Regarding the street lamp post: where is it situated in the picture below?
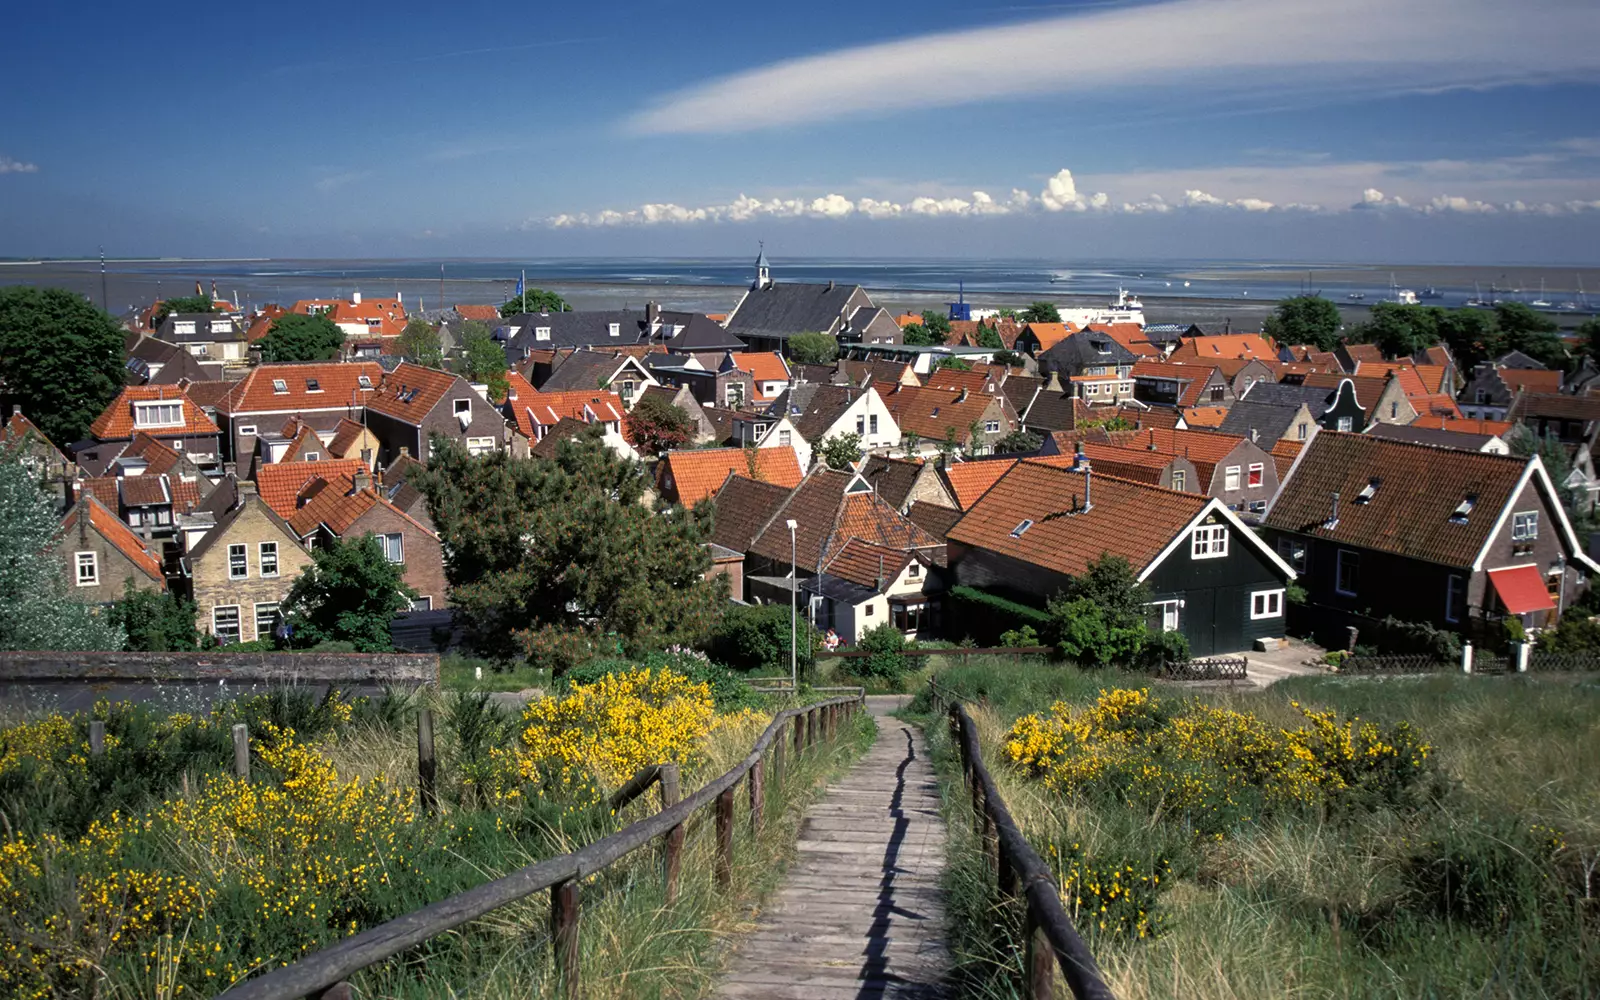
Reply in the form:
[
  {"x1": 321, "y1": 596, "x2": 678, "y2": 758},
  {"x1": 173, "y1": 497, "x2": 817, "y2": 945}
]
[{"x1": 787, "y1": 518, "x2": 799, "y2": 691}]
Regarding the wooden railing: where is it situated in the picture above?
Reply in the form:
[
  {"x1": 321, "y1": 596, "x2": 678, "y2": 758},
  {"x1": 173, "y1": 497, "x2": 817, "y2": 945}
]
[
  {"x1": 216, "y1": 694, "x2": 865, "y2": 1000},
  {"x1": 928, "y1": 680, "x2": 1116, "y2": 1000}
]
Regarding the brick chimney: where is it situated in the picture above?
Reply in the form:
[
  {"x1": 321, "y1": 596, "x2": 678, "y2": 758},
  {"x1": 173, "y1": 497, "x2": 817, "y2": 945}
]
[{"x1": 354, "y1": 471, "x2": 374, "y2": 493}]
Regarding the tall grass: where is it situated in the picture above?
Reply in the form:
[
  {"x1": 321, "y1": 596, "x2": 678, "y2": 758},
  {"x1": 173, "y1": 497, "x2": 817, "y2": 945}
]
[{"x1": 917, "y1": 665, "x2": 1600, "y2": 999}]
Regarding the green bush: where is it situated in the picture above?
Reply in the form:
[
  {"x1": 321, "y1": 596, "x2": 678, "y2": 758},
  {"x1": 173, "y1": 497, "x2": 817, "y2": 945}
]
[
  {"x1": 1536, "y1": 613, "x2": 1600, "y2": 652},
  {"x1": 999, "y1": 624, "x2": 1039, "y2": 647},
  {"x1": 1138, "y1": 628, "x2": 1190, "y2": 667},
  {"x1": 946, "y1": 586, "x2": 1051, "y2": 646},
  {"x1": 855, "y1": 622, "x2": 909, "y2": 679},
  {"x1": 568, "y1": 649, "x2": 762, "y2": 711},
  {"x1": 706, "y1": 604, "x2": 818, "y2": 673}
]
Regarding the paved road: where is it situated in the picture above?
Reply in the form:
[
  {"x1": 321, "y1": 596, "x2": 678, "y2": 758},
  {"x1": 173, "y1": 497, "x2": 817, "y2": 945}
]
[{"x1": 714, "y1": 695, "x2": 950, "y2": 998}]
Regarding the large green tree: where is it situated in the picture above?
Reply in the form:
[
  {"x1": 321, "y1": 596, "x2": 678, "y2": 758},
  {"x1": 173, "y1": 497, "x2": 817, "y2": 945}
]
[
  {"x1": 501, "y1": 289, "x2": 571, "y2": 316},
  {"x1": 397, "y1": 317, "x2": 445, "y2": 368},
  {"x1": 817, "y1": 432, "x2": 863, "y2": 470},
  {"x1": 0, "y1": 449, "x2": 124, "y2": 651},
  {"x1": 280, "y1": 534, "x2": 415, "y2": 651},
  {"x1": 1263, "y1": 295, "x2": 1342, "y2": 351},
  {"x1": 458, "y1": 321, "x2": 509, "y2": 400},
  {"x1": 1353, "y1": 302, "x2": 1438, "y2": 359},
  {"x1": 0, "y1": 287, "x2": 126, "y2": 447},
  {"x1": 154, "y1": 294, "x2": 218, "y2": 324},
  {"x1": 1020, "y1": 301, "x2": 1062, "y2": 324},
  {"x1": 1494, "y1": 302, "x2": 1567, "y2": 369},
  {"x1": 107, "y1": 582, "x2": 198, "y2": 652},
  {"x1": 788, "y1": 331, "x2": 839, "y2": 365},
  {"x1": 1579, "y1": 317, "x2": 1600, "y2": 362},
  {"x1": 920, "y1": 310, "x2": 952, "y2": 341},
  {"x1": 900, "y1": 323, "x2": 943, "y2": 347},
  {"x1": 1047, "y1": 554, "x2": 1151, "y2": 667},
  {"x1": 411, "y1": 430, "x2": 726, "y2": 665},
  {"x1": 977, "y1": 324, "x2": 1006, "y2": 350},
  {"x1": 258, "y1": 312, "x2": 345, "y2": 363}
]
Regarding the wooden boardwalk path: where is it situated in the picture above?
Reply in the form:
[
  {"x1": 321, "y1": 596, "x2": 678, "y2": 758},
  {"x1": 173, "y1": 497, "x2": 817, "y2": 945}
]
[{"x1": 715, "y1": 696, "x2": 950, "y2": 999}]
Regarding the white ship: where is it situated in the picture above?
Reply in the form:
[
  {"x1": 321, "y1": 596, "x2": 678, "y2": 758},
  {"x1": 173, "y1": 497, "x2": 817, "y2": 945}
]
[{"x1": 1059, "y1": 287, "x2": 1147, "y2": 329}]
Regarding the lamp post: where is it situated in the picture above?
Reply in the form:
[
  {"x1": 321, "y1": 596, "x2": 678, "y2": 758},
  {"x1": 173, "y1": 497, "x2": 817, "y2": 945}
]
[{"x1": 787, "y1": 518, "x2": 799, "y2": 690}]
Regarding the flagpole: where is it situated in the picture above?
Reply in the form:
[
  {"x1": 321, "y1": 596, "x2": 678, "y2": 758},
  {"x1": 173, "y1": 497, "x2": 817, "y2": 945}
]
[{"x1": 98, "y1": 246, "x2": 107, "y2": 311}]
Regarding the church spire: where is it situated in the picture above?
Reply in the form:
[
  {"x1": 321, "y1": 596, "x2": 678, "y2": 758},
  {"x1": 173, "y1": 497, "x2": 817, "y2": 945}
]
[{"x1": 753, "y1": 242, "x2": 771, "y2": 290}]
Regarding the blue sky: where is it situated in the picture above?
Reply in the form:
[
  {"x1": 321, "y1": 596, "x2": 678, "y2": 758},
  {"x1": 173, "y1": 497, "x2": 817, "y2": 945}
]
[{"x1": 2, "y1": 0, "x2": 1598, "y2": 262}]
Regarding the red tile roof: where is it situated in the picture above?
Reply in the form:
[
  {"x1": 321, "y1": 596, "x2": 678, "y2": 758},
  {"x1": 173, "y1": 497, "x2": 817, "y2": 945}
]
[
  {"x1": 1499, "y1": 369, "x2": 1563, "y2": 395},
  {"x1": 1269, "y1": 438, "x2": 1304, "y2": 478},
  {"x1": 89, "y1": 386, "x2": 219, "y2": 440},
  {"x1": 923, "y1": 366, "x2": 1005, "y2": 395},
  {"x1": 365, "y1": 362, "x2": 464, "y2": 425},
  {"x1": 877, "y1": 383, "x2": 1010, "y2": 443},
  {"x1": 823, "y1": 538, "x2": 914, "y2": 590},
  {"x1": 1170, "y1": 334, "x2": 1276, "y2": 361},
  {"x1": 286, "y1": 472, "x2": 436, "y2": 540},
  {"x1": 948, "y1": 460, "x2": 1208, "y2": 578},
  {"x1": 455, "y1": 304, "x2": 501, "y2": 322},
  {"x1": 1356, "y1": 362, "x2": 1450, "y2": 394},
  {"x1": 219, "y1": 362, "x2": 383, "y2": 415},
  {"x1": 941, "y1": 459, "x2": 1018, "y2": 509},
  {"x1": 504, "y1": 377, "x2": 628, "y2": 438},
  {"x1": 61, "y1": 496, "x2": 164, "y2": 584},
  {"x1": 1411, "y1": 415, "x2": 1512, "y2": 436},
  {"x1": 733, "y1": 353, "x2": 792, "y2": 401},
  {"x1": 254, "y1": 458, "x2": 368, "y2": 520},
  {"x1": 1102, "y1": 426, "x2": 1246, "y2": 484},
  {"x1": 657, "y1": 447, "x2": 803, "y2": 507},
  {"x1": 1339, "y1": 343, "x2": 1386, "y2": 368},
  {"x1": 1182, "y1": 405, "x2": 1230, "y2": 428},
  {"x1": 327, "y1": 418, "x2": 372, "y2": 460},
  {"x1": 1020, "y1": 322, "x2": 1076, "y2": 352},
  {"x1": 3, "y1": 411, "x2": 63, "y2": 457},
  {"x1": 1131, "y1": 360, "x2": 1221, "y2": 408}
]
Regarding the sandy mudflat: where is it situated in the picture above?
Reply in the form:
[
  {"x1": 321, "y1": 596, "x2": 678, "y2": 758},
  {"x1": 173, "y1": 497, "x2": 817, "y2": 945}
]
[{"x1": 1176, "y1": 264, "x2": 1600, "y2": 295}]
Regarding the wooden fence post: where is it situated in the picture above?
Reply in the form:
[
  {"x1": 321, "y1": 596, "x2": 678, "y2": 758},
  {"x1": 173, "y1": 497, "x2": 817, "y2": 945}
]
[
  {"x1": 1024, "y1": 904, "x2": 1055, "y2": 1000},
  {"x1": 416, "y1": 708, "x2": 438, "y2": 813},
  {"x1": 550, "y1": 878, "x2": 579, "y2": 996},
  {"x1": 793, "y1": 713, "x2": 805, "y2": 757},
  {"x1": 314, "y1": 984, "x2": 353, "y2": 1000},
  {"x1": 88, "y1": 720, "x2": 105, "y2": 756},
  {"x1": 807, "y1": 708, "x2": 818, "y2": 748},
  {"x1": 998, "y1": 845, "x2": 1018, "y2": 898},
  {"x1": 231, "y1": 724, "x2": 250, "y2": 780},
  {"x1": 773, "y1": 725, "x2": 786, "y2": 788},
  {"x1": 659, "y1": 763, "x2": 683, "y2": 905},
  {"x1": 749, "y1": 758, "x2": 765, "y2": 836},
  {"x1": 715, "y1": 785, "x2": 736, "y2": 889}
]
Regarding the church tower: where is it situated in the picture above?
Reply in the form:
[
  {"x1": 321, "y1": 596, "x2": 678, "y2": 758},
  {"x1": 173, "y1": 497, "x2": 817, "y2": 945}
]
[{"x1": 752, "y1": 243, "x2": 772, "y2": 291}]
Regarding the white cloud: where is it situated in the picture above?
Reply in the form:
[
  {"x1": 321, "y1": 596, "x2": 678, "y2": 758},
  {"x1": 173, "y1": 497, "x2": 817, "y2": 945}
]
[
  {"x1": 810, "y1": 193, "x2": 855, "y2": 218},
  {"x1": 626, "y1": 0, "x2": 1600, "y2": 134},
  {"x1": 1424, "y1": 195, "x2": 1498, "y2": 214},
  {"x1": 0, "y1": 155, "x2": 39, "y2": 174}
]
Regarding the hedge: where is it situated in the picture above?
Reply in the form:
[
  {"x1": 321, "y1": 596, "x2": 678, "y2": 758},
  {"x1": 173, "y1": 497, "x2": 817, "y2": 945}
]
[{"x1": 945, "y1": 586, "x2": 1052, "y2": 646}]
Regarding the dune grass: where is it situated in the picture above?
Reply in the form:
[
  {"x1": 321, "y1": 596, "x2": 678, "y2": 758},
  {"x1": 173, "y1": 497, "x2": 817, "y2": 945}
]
[{"x1": 914, "y1": 662, "x2": 1600, "y2": 999}]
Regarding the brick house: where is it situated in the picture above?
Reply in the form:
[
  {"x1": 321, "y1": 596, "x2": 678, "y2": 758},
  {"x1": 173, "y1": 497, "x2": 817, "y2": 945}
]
[
  {"x1": 1098, "y1": 427, "x2": 1280, "y2": 516},
  {"x1": 858, "y1": 455, "x2": 957, "y2": 514},
  {"x1": 78, "y1": 386, "x2": 222, "y2": 476},
  {"x1": 284, "y1": 468, "x2": 447, "y2": 610},
  {"x1": 59, "y1": 494, "x2": 166, "y2": 601},
  {"x1": 365, "y1": 362, "x2": 509, "y2": 465},
  {"x1": 501, "y1": 374, "x2": 635, "y2": 459},
  {"x1": 875, "y1": 383, "x2": 1019, "y2": 458},
  {"x1": 184, "y1": 481, "x2": 315, "y2": 644},
  {"x1": 215, "y1": 362, "x2": 382, "y2": 464},
  {"x1": 3, "y1": 411, "x2": 70, "y2": 482}
]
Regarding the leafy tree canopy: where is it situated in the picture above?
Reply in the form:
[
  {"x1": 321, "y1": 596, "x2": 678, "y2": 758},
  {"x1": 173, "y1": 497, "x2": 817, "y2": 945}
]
[
  {"x1": 0, "y1": 449, "x2": 124, "y2": 651},
  {"x1": 155, "y1": 294, "x2": 218, "y2": 324},
  {"x1": 258, "y1": 312, "x2": 345, "y2": 363},
  {"x1": 1494, "y1": 302, "x2": 1567, "y2": 369},
  {"x1": 501, "y1": 289, "x2": 571, "y2": 317},
  {"x1": 397, "y1": 317, "x2": 444, "y2": 368},
  {"x1": 1352, "y1": 302, "x2": 1438, "y2": 359},
  {"x1": 1021, "y1": 301, "x2": 1062, "y2": 324},
  {"x1": 993, "y1": 349, "x2": 1025, "y2": 368},
  {"x1": 1047, "y1": 554, "x2": 1151, "y2": 667},
  {"x1": 411, "y1": 430, "x2": 726, "y2": 665},
  {"x1": 627, "y1": 392, "x2": 694, "y2": 456},
  {"x1": 0, "y1": 287, "x2": 127, "y2": 447},
  {"x1": 936, "y1": 357, "x2": 973, "y2": 371},
  {"x1": 788, "y1": 331, "x2": 840, "y2": 365},
  {"x1": 920, "y1": 311, "x2": 952, "y2": 339},
  {"x1": 1263, "y1": 295, "x2": 1342, "y2": 352},
  {"x1": 1578, "y1": 317, "x2": 1600, "y2": 362},
  {"x1": 977, "y1": 325, "x2": 1006, "y2": 350},
  {"x1": 707, "y1": 603, "x2": 819, "y2": 673},
  {"x1": 817, "y1": 431, "x2": 863, "y2": 470},
  {"x1": 108, "y1": 581, "x2": 198, "y2": 652},
  {"x1": 458, "y1": 321, "x2": 509, "y2": 400},
  {"x1": 994, "y1": 428, "x2": 1043, "y2": 455},
  {"x1": 900, "y1": 323, "x2": 943, "y2": 347},
  {"x1": 280, "y1": 534, "x2": 415, "y2": 652}
]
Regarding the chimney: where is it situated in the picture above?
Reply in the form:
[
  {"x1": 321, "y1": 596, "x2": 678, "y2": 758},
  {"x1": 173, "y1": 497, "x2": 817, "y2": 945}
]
[
  {"x1": 352, "y1": 290, "x2": 362, "y2": 305},
  {"x1": 354, "y1": 471, "x2": 374, "y2": 493},
  {"x1": 646, "y1": 301, "x2": 660, "y2": 325},
  {"x1": 1045, "y1": 371, "x2": 1063, "y2": 393},
  {"x1": 827, "y1": 280, "x2": 835, "y2": 292},
  {"x1": 1148, "y1": 429, "x2": 1157, "y2": 451},
  {"x1": 399, "y1": 446, "x2": 410, "y2": 458},
  {"x1": 956, "y1": 387, "x2": 969, "y2": 403}
]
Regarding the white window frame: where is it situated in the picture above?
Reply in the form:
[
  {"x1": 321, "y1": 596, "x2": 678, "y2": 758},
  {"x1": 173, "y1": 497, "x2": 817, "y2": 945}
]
[
  {"x1": 1150, "y1": 599, "x2": 1180, "y2": 632},
  {"x1": 1250, "y1": 589, "x2": 1284, "y2": 619},
  {"x1": 238, "y1": 424, "x2": 257, "y2": 437},
  {"x1": 1335, "y1": 549, "x2": 1359, "y2": 597},
  {"x1": 535, "y1": 326, "x2": 551, "y2": 341},
  {"x1": 228, "y1": 543, "x2": 248, "y2": 580},
  {"x1": 173, "y1": 320, "x2": 197, "y2": 336},
  {"x1": 454, "y1": 398, "x2": 472, "y2": 416},
  {"x1": 985, "y1": 420, "x2": 1001, "y2": 433},
  {"x1": 1336, "y1": 416, "x2": 1354, "y2": 432},
  {"x1": 272, "y1": 379, "x2": 289, "y2": 393},
  {"x1": 869, "y1": 414, "x2": 879, "y2": 434},
  {"x1": 411, "y1": 596, "x2": 432, "y2": 611},
  {"x1": 466, "y1": 436, "x2": 496, "y2": 456},
  {"x1": 133, "y1": 401, "x2": 184, "y2": 429},
  {"x1": 254, "y1": 602, "x2": 280, "y2": 640},
  {"x1": 1247, "y1": 463, "x2": 1264, "y2": 488},
  {"x1": 75, "y1": 551, "x2": 98, "y2": 587},
  {"x1": 259, "y1": 541, "x2": 279, "y2": 578},
  {"x1": 1444, "y1": 573, "x2": 1465, "y2": 623},
  {"x1": 212, "y1": 605, "x2": 241, "y2": 644},
  {"x1": 1224, "y1": 465, "x2": 1241, "y2": 491},
  {"x1": 779, "y1": 429, "x2": 791, "y2": 446},
  {"x1": 1171, "y1": 469, "x2": 1186, "y2": 492},
  {"x1": 1512, "y1": 511, "x2": 1538, "y2": 541},
  {"x1": 608, "y1": 322, "x2": 621, "y2": 337},
  {"x1": 380, "y1": 532, "x2": 404, "y2": 563},
  {"x1": 304, "y1": 451, "x2": 321, "y2": 462},
  {"x1": 1191, "y1": 524, "x2": 1229, "y2": 559}
]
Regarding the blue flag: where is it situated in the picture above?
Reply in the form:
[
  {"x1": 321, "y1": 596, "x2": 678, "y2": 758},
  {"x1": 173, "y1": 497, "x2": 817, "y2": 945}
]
[{"x1": 515, "y1": 277, "x2": 524, "y2": 297}]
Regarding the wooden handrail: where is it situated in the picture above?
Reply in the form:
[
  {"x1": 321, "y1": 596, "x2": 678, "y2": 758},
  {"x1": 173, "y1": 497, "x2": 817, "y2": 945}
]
[
  {"x1": 217, "y1": 693, "x2": 865, "y2": 1000},
  {"x1": 927, "y1": 680, "x2": 1116, "y2": 1000}
]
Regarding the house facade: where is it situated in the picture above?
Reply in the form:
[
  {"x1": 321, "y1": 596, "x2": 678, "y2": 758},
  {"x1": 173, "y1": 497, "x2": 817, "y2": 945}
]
[
  {"x1": 59, "y1": 495, "x2": 167, "y2": 601},
  {"x1": 185, "y1": 482, "x2": 315, "y2": 644},
  {"x1": 215, "y1": 362, "x2": 382, "y2": 464},
  {"x1": 364, "y1": 362, "x2": 508, "y2": 465}
]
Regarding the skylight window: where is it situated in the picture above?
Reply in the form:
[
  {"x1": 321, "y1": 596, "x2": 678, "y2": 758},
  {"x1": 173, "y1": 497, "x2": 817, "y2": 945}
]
[
  {"x1": 1354, "y1": 477, "x2": 1381, "y2": 504},
  {"x1": 358, "y1": 375, "x2": 373, "y2": 389},
  {"x1": 271, "y1": 379, "x2": 288, "y2": 393},
  {"x1": 305, "y1": 378, "x2": 322, "y2": 392},
  {"x1": 1010, "y1": 519, "x2": 1034, "y2": 538},
  {"x1": 1451, "y1": 494, "x2": 1477, "y2": 524}
]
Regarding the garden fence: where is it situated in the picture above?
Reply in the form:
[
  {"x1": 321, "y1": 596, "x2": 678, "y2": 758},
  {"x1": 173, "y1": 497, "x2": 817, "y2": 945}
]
[
  {"x1": 927, "y1": 679, "x2": 1116, "y2": 1000},
  {"x1": 215, "y1": 692, "x2": 864, "y2": 1000},
  {"x1": 1154, "y1": 656, "x2": 1248, "y2": 682}
]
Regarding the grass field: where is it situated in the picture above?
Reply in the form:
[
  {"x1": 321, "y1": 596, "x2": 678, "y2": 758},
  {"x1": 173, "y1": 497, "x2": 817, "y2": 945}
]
[
  {"x1": 912, "y1": 658, "x2": 1600, "y2": 999},
  {"x1": 0, "y1": 671, "x2": 872, "y2": 999}
]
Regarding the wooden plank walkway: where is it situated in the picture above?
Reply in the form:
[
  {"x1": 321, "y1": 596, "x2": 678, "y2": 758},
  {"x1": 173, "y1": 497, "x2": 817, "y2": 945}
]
[{"x1": 715, "y1": 696, "x2": 950, "y2": 999}]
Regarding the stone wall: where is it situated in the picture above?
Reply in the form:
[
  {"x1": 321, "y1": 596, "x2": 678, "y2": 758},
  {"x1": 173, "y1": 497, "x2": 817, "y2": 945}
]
[{"x1": 0, "y1": 651, "x2": 439, "y2": 686}]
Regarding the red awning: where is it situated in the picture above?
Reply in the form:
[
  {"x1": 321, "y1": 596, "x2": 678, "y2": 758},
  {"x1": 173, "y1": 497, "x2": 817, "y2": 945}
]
[{"x1": 1487, "y1": 565, "x2": 1556, "y2": 615}]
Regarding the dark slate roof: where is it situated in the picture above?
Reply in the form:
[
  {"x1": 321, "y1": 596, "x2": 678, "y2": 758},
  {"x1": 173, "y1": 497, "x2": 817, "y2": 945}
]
[
  {"x1": 1038, "y1": 330, "x2": 1138, "y2": 373},
  {"x1": 859, "y1": 455, "x2": 926, "y2": 511},
  {"x1": 1217, "y1": 399, "x2": 1301, "y2": 444},
  {"x1": 155, "y1": 313, "x2": 246, "y2": 345},
  {"x1": 906, "y1": 500, "x2": 963, "y2": 541},
  {"x1": 708, "y1": 474, "x2": 792, "y2": 553},
  {"x1": 1021, "y1": 390, "x2": 1078, "y2": 432},
  {"x1": 1366, "y1": 423, "x2": 1500, "y2": 452},
  {"x1": 1493, "y1": 349, "x2": 1547, "y2": 370},
  {"x1": 641, "y1": 352, "x2": 697, "y2": 374},
  {"x1": 770, "y1": 383, "x2": 863, "y2": 442},
  {"x1": 125, "y1": 337, "x2": 219, "y2": 386},
  {"x1": 499, "y1": 310, "x2": 650, "y2": 354},
  {"x1": 539, "y1": 351, "x2": 636, "y2": 392},
  {"x1": 724, "y1": 283, "x2": 862, "y2": 343},
  {"x1": 1001, "y1": 374, "x2": 1044, "y2": 417},
  {"x1": 1143, "y1": 323, "x2": 1203, "y2": 344},
  {"x1": 1241, "y1": 380, "x2": 1341, "y2": 416},
  {"x1": 657, "y1": 311, "x2": 746, "y2": 352}
]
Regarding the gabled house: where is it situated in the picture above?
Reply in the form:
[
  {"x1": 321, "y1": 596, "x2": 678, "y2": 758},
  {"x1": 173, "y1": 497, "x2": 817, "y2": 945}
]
[
  {"x1": 1036, "y1": 330, "x2": 1138, "y2": 384},
  {"x1": 1353, "y1": 362, "x2": 1461, "y2": 420},
  {"x1": 707, "y1": 474, "x2": 797, "y2": 559},
  {"x1": 215, "y1": 362, "x2": 382, "y2": 463},
  {"x1": 1217, "y1": 397, "x2": 1320, "y2": 449},
  {"x1": 648, "y1": 353, "x2": 756, "y2": 413},
  {"x1": 153, "y1": 312, "x2": 250, "y2": 374},
  {"x1": 365, "y1": 362, "x2": 508, "y2": 464},
  {"x1": 79, "y1": 386, "x2": 222, "y2": 476},
  {"x1": 125, "y1": 336, "x2": 218, "y2": 387},
  {"x1": 1169, "y1": 334, "x2": 1277, "y2": 363},
  {"x1": 2, "y1": 411, "x2": 70, "y2": 482},
  {"x1": 875, "y1": 383, "x2": 1019, "y2": 458},
  {"x1": 1012, "y1": 322, "x2": 1077, "y2": 358},
  {"x1": 1300, "y1": 372, "x2": 1415, "y2": 428},
  {"x1": 733, "y1": 352, "x2": 793, "y2": 405},
  {"x1": 58, "y1": 494, "x2": 166, "y2": 600},
  {"x1": 1239, "y1": 378, "x2": 1367, "y2": 433},
  {"x1": 636, "y1": 384, "x2": 717, "y2": 443},
  {"x1": 501, "y1": 374, "x2": 635, "y2": 459},
  {"x1": 282, "y1": 468, "x2": 447, "y2": 610},
  {"x1": 1334, "y1": 342, "x2": 1386, "y2": 373},
  {"x1": 184, "y1": 481, "x2": 316, "y2": 644},
  {"x1": 1035, "y1": 441, "x2": 1199, "y2": 493},
  {"x1": 533, "y1": 349, "x2": 657, "y2": 407},
  {"x1": 769, "y1": 383, "x2": 900, "y2": 460},
  {"x1": 656, "y1": 447, "x2": 804, "y2": 507},
  {"x1": 946, "y1": 457, "x2": 1296, "y2": 655},
  {"x1": 723, "y1": 250, "x2": 880, "y2": 354},
  {"x1": 1131, "y1": 360, "x2": 1231, "y2": 411},
  {"x1": 74, "y1": 433, "x2": 214, "y2": 542},
  {"x1": 858, "y1": 454, "x2": 957, "y2": 514},
  {"x1": 802, "y1": 539, "x2": 944, "y2": 644},
  {"x1": 1264, "y1": 432, "x2": 1600, "y2": 634},
  {"x1": 255, "y1": 458, "x2": 370, "y2": 521},
  {"x1": 1459, "y1": 353, "x2": 1561, "y2": 421},
  {"x1": 1100, "y1": 427, "x2": 1280, "y2": 516}
]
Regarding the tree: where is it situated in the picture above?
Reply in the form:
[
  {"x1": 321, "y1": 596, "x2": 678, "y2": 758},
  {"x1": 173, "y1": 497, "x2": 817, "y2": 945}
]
[
  {"x1": 1352, "y1": 302, "x2": 1437, "y2": 359},
  {"x1": 817, "y1": 432, "x2": 863, "y2": 470},
  {"x1": 994, "y1": 429, "x2": 1043, "y2": 455},
  {"x1": 1437, "y1": 308, "x2": 1503, "y2": 372},
  {"x1": 788, "y1": 331, "x2": 839, "y2": 365},
  {"x1": 1579, "y1": 317, "x2": 1600, "y2": 361},
  {"x1": 397, "y1": 317, "x2": 445, "y2": 368},
  {"x1": 410, "y1": 430, "x2": 727, "y2": 665},
  {"x1": 107, "y1": 582, "x2": 198, "y2": 651},
  {"x1": 707, "y1": 604, "x2": 819, "y2": 673},
  {"x1": 920, "y1": 310, "x2": 952, "y2": 342},
  {"x1": 258, "y1": 312, "x2": 345, "y2": 363},
  {"x1": 458, "y1": 321, "x2": 509, "y2": 400},
  {"x1": 1263, "y1": 295, "x2": 1342, "y2": 351},
  {"x1": 1046, "y1": 555, "x2": 1150, "y2": 667},
  {"x1": 628, "y1": 392, "x2": 693, "y2": 456},
  {"x1": 993, "y1": 349, "x2": 1025, "y2": 368},
  {"x1": 1494, "y1": 302, "x2": 1567, "y2": 369},
  {"x1": 1021, "y1": 301, "x2": 1062, "y2": 324},
  {"x1": 154, "y1": 294, "x2": 217, "y2": 324},
  {"x1": 936, "y1": 357, "x2": 973, "y2": 371},
  {"x1": 0, "y1": 449, "x2": 124, "y2": 651},
  {"x1": 279, "y1": 534, "x2": 415, "y2": 652},
  {"x1": 0, "y1": 287, "x2": 127, "y2": 447},
  {"x1": 501, "y1": 288, "x2": 571, "y2": 316},
  {"x1": 900, "y1": 323, "x2": 942, "y2": 347},
  {"x1": 855, "y1": 622, "x2": 909, "y2": 679},
  {"x1": 977, "y1": 325, "x2": 1006, "y2": 350}
]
